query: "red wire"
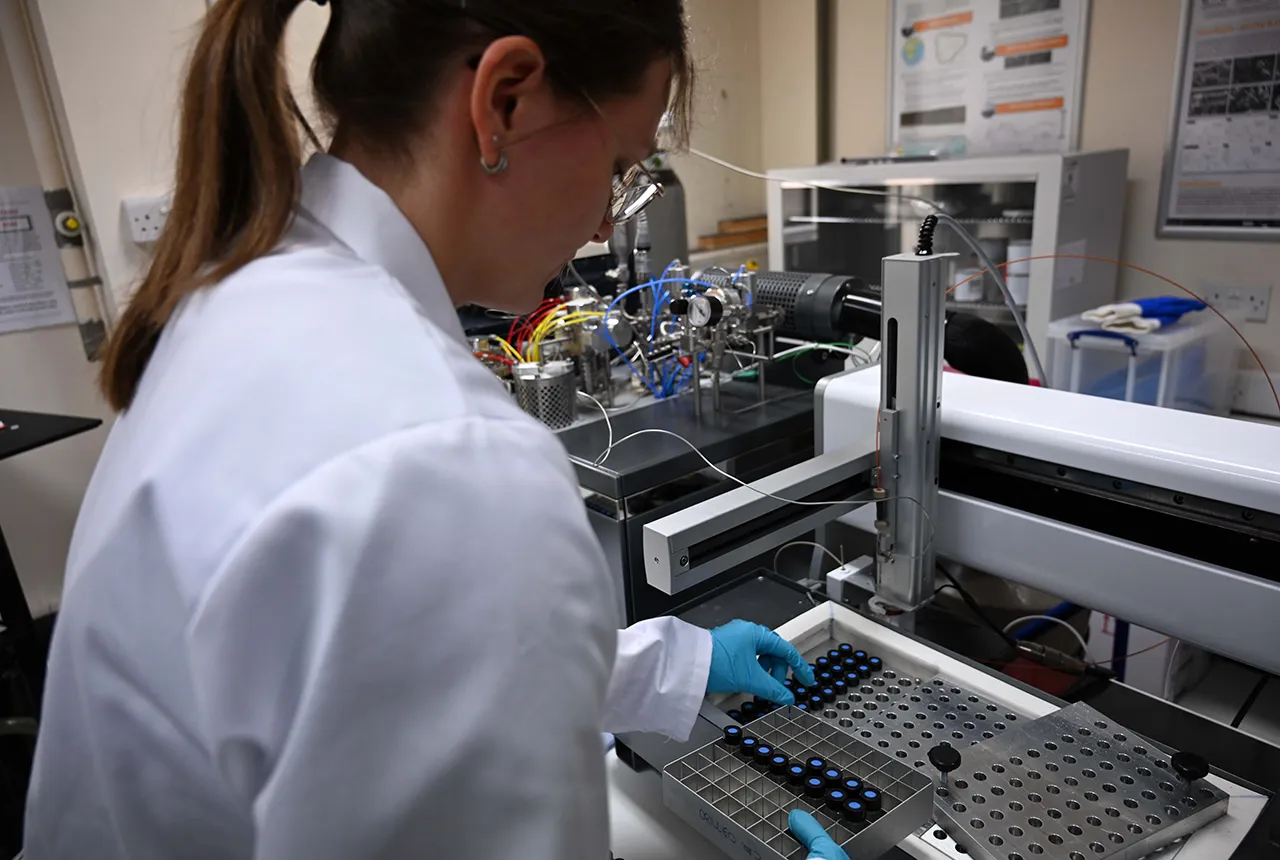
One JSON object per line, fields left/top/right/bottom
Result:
{"left": 508, "top": 298, "right": 561, "bottom": 349}
{"left": 474, "top": 352, "right": 515, "bottom": 366}
{"left": 511, "top": 299, "right": 565, "bottom": 354}
{"left": 948, "top": 254, "right": 1280, "bottom": 414}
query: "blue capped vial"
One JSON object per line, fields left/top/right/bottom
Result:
{"left": 769, "top": 754, "right": 790, "bottom": 775}
{"left": 786, "top": 763, "right": 807, "bottom": 784}
{"left": 860, "top": 787, "right": 882, "bottom": 811}
{"left": 855, "top": 664, "right": 872, "bottom": 679}
{"left": 808, "top": 694, "right": 824, "bottom": 709}
{"left": 805, "top": 757, "right": 826, "bottom": 774}
{"left": 739, "top": 737, "right": 759, "bottom": 758}
{"left": 752, "top": 744, "right": 775, "bottom": 769}
{"left": 838, "top": 643, "right": 853, "bottom": 655}
{"left": 842, "top": 777, "right": 863, "bottom": 795}
{"left": 803, "top": 776, "right": 826, "bottom": 798}
{"left": 843, "top": 800, "right": 866, "bottom": 823}
{"left": 853, "top": 650, "right": 868, "bottom": 662}
{"left": 820, "top": 687, "right": 837, "bottom": 703}
{"left": 824, "top": 788, "right": 847, "bottom": 812}
{"left": 723, "top": 725, "right": 743, "bottom": 746}
{"left": 821, "top": 767, "right": 842, "bottom": 787}
{"left": 868, "top": 656, "right": 883, "bottom": 673}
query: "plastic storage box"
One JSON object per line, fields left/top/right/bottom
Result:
{"left": 1046, "top": 311, "right": 1240, "bottom": 414}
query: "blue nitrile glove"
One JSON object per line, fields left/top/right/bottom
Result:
{"left": 706, "top": 620, "right": 816, "bottom": 705}
{"left": 789, "top": 810, "right": 850, "bottom": 860}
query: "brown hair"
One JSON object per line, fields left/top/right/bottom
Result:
{"left": 100, "top": 0, "right": 694, "bottom": 411}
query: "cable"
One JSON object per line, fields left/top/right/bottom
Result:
{"left": 1231, "top": 672, "right": 1270, "bottom": 729}
{"left": 1163, "top": 640, "right": 1182, "bottom": 701}
{"left": 596, "top": 427, "right": 936, "bottom": 558}
{"left": 936, "top": 566, "right": 1017, "bottom": 648}
{"left": 773, "top": 541, "right": 845, "bottom": 578}
{"left": 1090, "top": 637, "right": 1171, "bottom": 667}
{"left": 1003, "top": 615, "right": 1089, "bottom": 659}
{"left": 949, "top": 253, "right": 1280, "bottom": 415}
{"left": 473, "top": 351, "right": 515, "bottom": 366}
{"left": 772, "top": 343, "right": 872, "bottom": 363}
{"left": 576, "top": 390, "right": 614, "bottom": 468}
{"left": 936, "top": 213, "right": 1048, "bottom": 386}
{"left": 688, "top": 148, "right": 943, "bottom": 212}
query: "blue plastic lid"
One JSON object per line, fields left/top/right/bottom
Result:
{"left": 794, "top": 686, "right": 808, "bottom": 696}
{"left": 816, "top": 657, "right": 830, "bottom": 667}
{"left": 742, "top": 737, "right": 758, "bottom": 747}
{"left": 854, "top": 650, "right": 868, "bottom": 658}
{"left": 843, "top": 778, "right": 862, "bottom": 790}
{"left": 829, "top": 789, "right": 846, "bottom": 801}
{"left": 845, "top": 800, "right": 863, "bottom": 810}
{"left": 864, "top": 790, "right": 879, "bottom": 799}
{"left": 808, "top": 695, "right": 824, "bottom": 706}
{"left": 818, "top": 672, "right": 833, "bottom": 683}
{"left": 824, "top": 768, "right": 841, "bottom": 780}
{"left": 789, "top": 764, "right": 805, "bottom": 775}
{"left": 833, "top": 680, "right": 847, "bottom": 691}
{"left": 839, "top": 643, "right": 853, "bottom": 652}
{"left": 869, "top": 657, "right": 883, "bottom": 668}
{"left": 808, "top": 758, "right": 825, "bottom": 768}
{"left": 797, "top": 704, "right": 809, "bottom": 711}
{"left": 757, "top": 746, "right": 773, "bottom": 756}
{"left": 807, "top": 777, "right": 823, "bottom": 788}
{"left": 772, "top": 755, "right": 788, "bottom": 765}
{"left": 821, "top": 687, "right": 834, "bottom": 695}
{"left": 726, "top": 710, "right": 741, "bottom": 720}
{"left": 858, "top": 665, "right": 870, "bottom": 673}
{"left": 726, "top": 726, "right": 742, "bottom": 735}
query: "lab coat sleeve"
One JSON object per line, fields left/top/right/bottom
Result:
{"left": 186, "top": 418, "right": 617, "bottom": 860}
{"left": 602, "top": 617, "right": 712, "bottom": 741}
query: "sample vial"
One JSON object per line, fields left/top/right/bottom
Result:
{"left": 838, "top": 643, "right": 854, "bottom": 655}
{"left": 726, "top": 709, "right": 742, "bottom": 722}
{"left": 833, "top": 680, "right": 848, "bottom": 697}
{"left": 805, "top": 757, "right": 826, "bottom": 774}
{"left": 843, "top": 800, "right": 866, "bottom": 823}
{"left": 739, "top": 737, "right": 759, "bottom": 758}
{"left": 803, "top": 776, "right": 826, "bottom": 798}
{"left": 842, "top": 777, "right": 863, "bottom": 795}
{"left": 740, "top": 701, "right": 759, "bottom": 720}
{"left": 822, "top": 767, "right": 843, "bottom": 787}
{"left": 769, "top": 754, "right": 790, "bottom": 775}
{"left": 815, "top": 657, "right": 831, "bottom": 672}
{"left": 783, "top": 679, "right": 797, "bottom": 691}
{"left": 723, "top": 725, "right": 743, "bottom": 746}
{"left": 808, "top": 694, "right": 824, "bottom": 709}
{"left": 794, "top": 686, "right": 809, "bottom": 698}
{"left": 752, "top": 745, "right": 775, "bottom": 769}
{"left": 868, "top": 657, "right": 883, "bottom": 673}
{"left": 817, "top": 671, "right": 834, "bottom": 686}
{"left": 824, "top": 788, "right": 848, "bottom": 811}
{"left": 842, "top": 658, "right": 859, "bottom": 674}
{"left": 860, "top": 787, "right": 882, "bottom": 812}
{"left": 855, "top": 664, "right": 872, "bottom": 679}
{"left": 786, "top": 763, "right": 807, "bottom": 785}
{"left": 820, "top": 687, "right": 837, "bottom": 703}
{"left": 796, "top": 704, "right": 810, "bottom": 712}
{"left": 826, "top": 649, "right": 842, "bottom": 661}
{"left": 829, "top": 663, "right": 846, "bottom": 680}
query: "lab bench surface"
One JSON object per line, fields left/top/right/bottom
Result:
{"left": 0, "top": 409, "right": 102, "bottom": 462}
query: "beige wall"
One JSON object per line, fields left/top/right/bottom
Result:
{"left": 834, "top": 0, "right": 1280, "bottom": 373}
{"left": 760, "top": 0, "right": 820, "bottom": 170}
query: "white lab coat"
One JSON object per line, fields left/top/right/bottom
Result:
{"left": 25, "top": 154, "right": 711, "bottom": 860}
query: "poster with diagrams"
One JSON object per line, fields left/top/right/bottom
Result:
{"left": 1159, "top": 0, "right": 1280, "bottom": 239}
{"left": 888, "top": 0, "right": 1089, "bottom": 156}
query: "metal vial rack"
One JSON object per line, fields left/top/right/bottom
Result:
{"left": 931, "top": 703, "right": 1230, "bottom": 860}
{"left": 663, "top": 707, "right": 934, "bottom": 860}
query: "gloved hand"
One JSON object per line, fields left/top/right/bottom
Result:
{"left": 706, "top": 620, "right": 815, "bottom": 705}
{"left": 789, "top": 810, "right": 850, "bottom": 860}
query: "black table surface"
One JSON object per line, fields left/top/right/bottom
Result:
{"left": 0, "top": 410, "right": 103, "bottom": 462}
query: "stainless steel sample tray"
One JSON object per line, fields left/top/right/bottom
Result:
{"left": 663, "top": 707, "right": 934, "bottom": 860}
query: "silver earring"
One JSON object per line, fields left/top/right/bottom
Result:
{"left": 481, "top": 134, "right": 507, "bottom": 175}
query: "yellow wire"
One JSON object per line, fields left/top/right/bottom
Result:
{"left": 489, "top": 337, "right": 523, "bottom": 363}
{"left": 528, "top": 312, "right": 605, "bottom": 361}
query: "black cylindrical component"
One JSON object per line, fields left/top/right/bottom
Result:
{"left": 724, "top": 725, "right": 744, "bottom": 746}
{"left": 1172, "top": 752, "right": 1210, "bottom": 782}
{"left": 698, "top": 270, "right": 872, "bottom": 342}
{"left": 784, "top": 679, "right": 797, "bottom": 691}
{"left": 828, "top": 663, "right": 846, "bottom": 680}
{"left": 769, "top": 754, "right": 790, "bottom": 775}
{"left": 838, "top": 643, "right": 854, "bottom": 655}
{"left": 822, "top": 767, "right": 843, "bottom": 787}
{"left": 806, "top": 757, "right": 826, "bottom": 775}
{"left": 804, "top": 776, "right": 827, "bottom": 798}
{"left": 929, "top": 744, "right": 962, "bottom": 777}
{"left": 808, "top": 695, "right": 824, "bottom": 710}
{"left": 854, "top": 664, "right": 871, "bottom": 679}
{"left": 740, "top": 701, "right": 759, "bottom": 720}
{"left": 843, "top": 800, "right": 866, "bottom": 823}
{"left": 827, "top": 649, "right": 843, "bottom": 661}
{"left": 752, "top": 745, "right": 775, "bottom": 769}
{"left": 868, "top": 657, "right": 883, "bottom": 673}
{"left": 820, "top": 687, "right": 837, "bottom": 704}
{"left": 739, "top": 737, "right": 759, "bottom": 758}
{"left": 796, "top": 703, "right": 810, "bottom": 712}
{"left": 817, "top": 671, "right": 834, "bottom": 687}
{"left": 835, "top": 289, "right": 883, "bottom": 342}
{"left": 853, "top": 650, "right": 868, "bottom": 661}
{"left": 825, "top": 788, "right": 848, "bottom": 812}
{"left": 860, "top": 787, "right": 883, "bottom": 812}
{"left": 833, "top": 680, "right": 849, "bottom": 697}
{"left": 726, "top": 709, "right": 742, "bottom": 722}
{"left": 842, "top": 658, "right": 859, "bottom": 674}
{"left": 787, "top": 763, "right": 807, "bottom": 785}
{"left": 815, "top": 657, "right": 831, "bottom": 672}
{"left": 842, "top": 777, "right": 863, "bottom": 795}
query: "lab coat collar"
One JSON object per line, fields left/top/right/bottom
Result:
{"left": 299, "top": 154, "right": 467, "bottom": 346}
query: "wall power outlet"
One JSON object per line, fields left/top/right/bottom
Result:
{"left": 1204, "top": 284, "right": 1272, "bottom": 323}
{"left": 122, "top": 194, "right": 173, "bottom": 245}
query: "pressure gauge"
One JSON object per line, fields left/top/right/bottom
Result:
{"left": 688, "top": 295, "right": 724, "bottom": 328}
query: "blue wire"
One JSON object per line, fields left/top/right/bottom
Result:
{"left": 604, "top": 284, "right": 662, "bottom": 396}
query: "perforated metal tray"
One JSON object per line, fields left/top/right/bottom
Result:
{"left": 931, "top": 703, "right": 1230, "bottom": 860}
{"left": 663, "top": 707, "right": 934, "bottom": 860}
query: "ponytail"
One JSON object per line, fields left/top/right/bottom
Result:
{"left": 99, "top": 0, "right": 315, "bottom": 411}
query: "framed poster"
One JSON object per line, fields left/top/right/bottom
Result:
{"left": 1158, "top": 0, "right": 1280, "bottom": 241}
{"left": 888, "top": 0, "right": 1090, "bottom": 157}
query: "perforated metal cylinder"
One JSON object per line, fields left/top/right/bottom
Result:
{"left": 513, "top": 362, "right": 577, "bottom": 429}
{"left": 698, "top": 270, "right": 871, "bottom": 342}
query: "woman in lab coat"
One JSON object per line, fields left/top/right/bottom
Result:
{"left": 24, "top": 2, "right": 844, "bottom": 859}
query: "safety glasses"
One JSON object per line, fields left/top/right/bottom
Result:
{"left": 582, "top": 93, "right": 665, "bottom": 226}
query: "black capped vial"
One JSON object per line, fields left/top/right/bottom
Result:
{"left": 769, "top": 754, "right": 790, "bottom": 775}
{"left": 815, "top": 657, "right": 831, "bottom": 671}
{"left": 827, "top": 649, "right": 842, "bottom": 661}
{"left": 855, "top": 664, "right": 871, "bottom": 679}
{"left": 803, "top": 776, "right": 826, "bottom": 798}
{"left": 842, "top": 657, "right": 859, "bottom": 674}
{"left": 805, "top": 757, "right": 826, "bottom": 775}
{"left": 833, "top": 680, "right": 849, "bottom": 697}
{"left": 853, "top": 650, "right": 868, "bottom": 661}
{"left": 820, "top": 687, "right": 837, "bottom": 704}
{"left": 739, "top": 737, "right": 759, "bottom": 758}
{"left": 786, "top": 763, "right": 807, "bottom": 785}
{"left": 868, "top": 657, "right": 883, "bottom": 673}
{"left": 808, "top": 694, "right": 824, "bottom": 710}
{"left": 842, "top": 777, "right": 863, "bottom": 795}
{"left": 726, "top": 709, "right": 742, "bottom": 722}
{"left": 796, "top": 703, "right": 809, "bottom": 712}
{"left": 752, "top": 745, "right": 775, "bottom": 769}
{"left": 838, "top": 643, "right": 854, "bottom": 655}
{"left": 828, "top": 663, "right": 846, "bottom": 680}
{"left": 723, "top": 725, "right": 743, "bottom": 746}
{"left": 739, "top": 700, "right": 759, "bottom": 720}
{"left": 817, "top": 671, "right": 834, "bottom": 686}
{"left": 783, "top": 678, "right": 797, "bottom": 691}
{"left": 860, "top": 787, "right": 882, "bottom": 812}
{"left": 824, "top": 788, "right": 848, "bottom": 812}
{"left": 843, "top": 800, "right": 866, "bottom": 823}
{"left": 822, "top": 767, "right": 843, "bottom": 787}
{"left": 794, "top": 686, "right": 809, "bottom": 699}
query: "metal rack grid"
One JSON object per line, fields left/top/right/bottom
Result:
{"left": 663, "top": 707, "right": 934, "bottom": 860}
{"left": 932, "top": 703, "right": 1230, "bottom": 860}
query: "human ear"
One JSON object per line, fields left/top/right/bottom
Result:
{"left": 470, "top": 36, "right": 554, "bottom": 168}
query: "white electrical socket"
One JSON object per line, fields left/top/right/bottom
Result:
{"left": 1204, "top": 284, "right": 1272, "bottom": 323}
{"left": 121, "top": 193, "right": 173, "bottom": 245}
